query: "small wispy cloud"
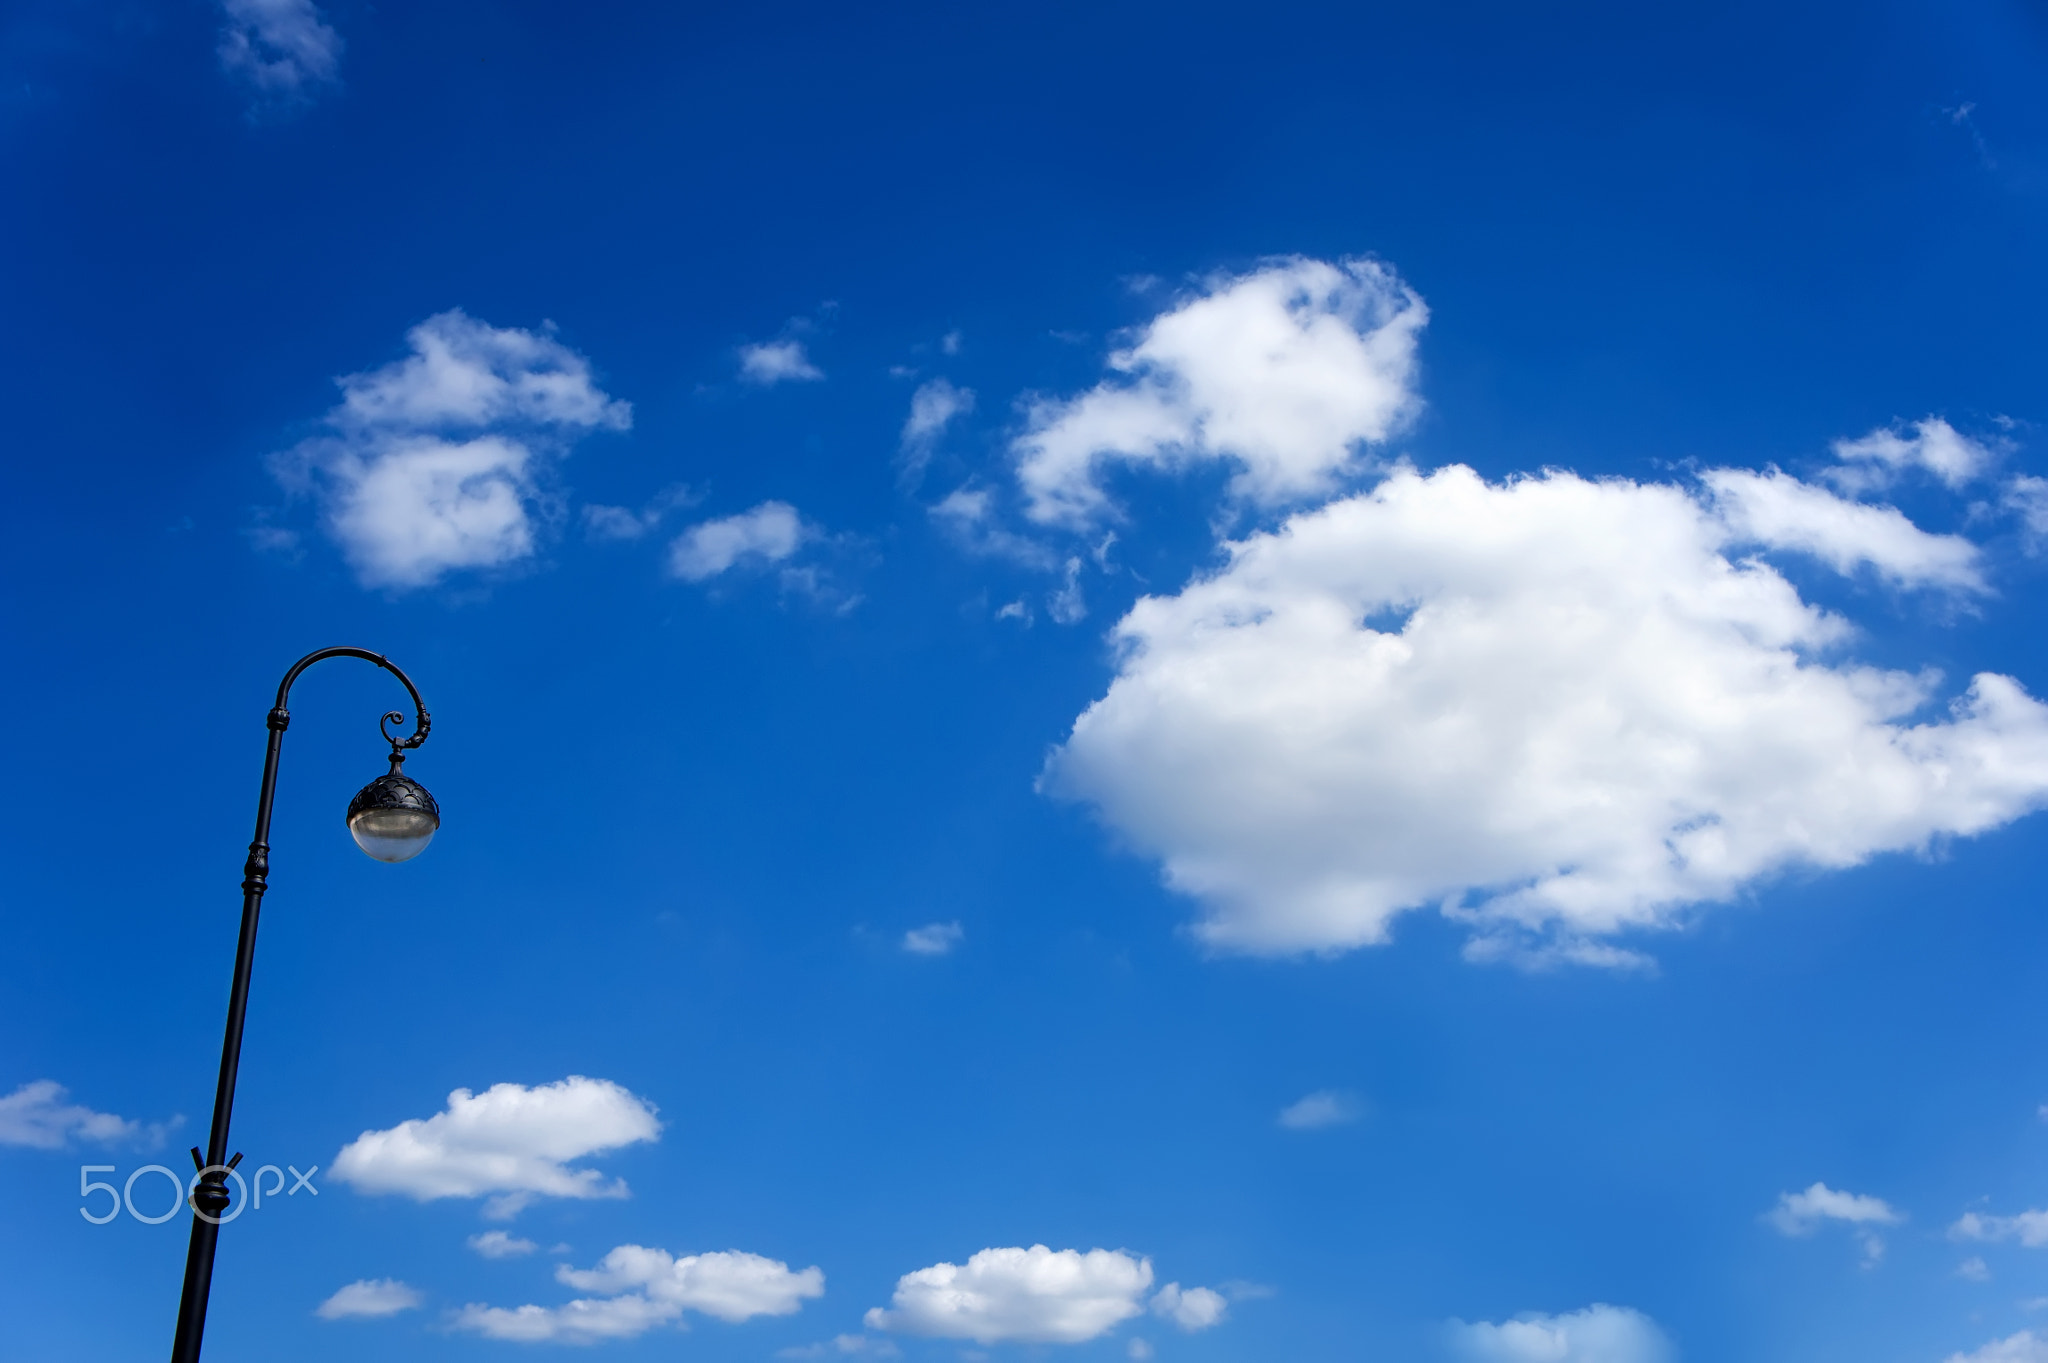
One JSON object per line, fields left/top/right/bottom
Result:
{"left": 902, "top": 922, "right": 964, "bottom": 956}
{"left": 0, "top": 1081, "right": 176, "bottom": 1150}
{"left": 670, "top": 502, "right": 810, "bottom": 581}
{"left": 583, "top": 485, "right": 699, "bottom": 542}
{"left": 1047, "top": 556, "right": 1086, "bottom": 625}
{"left": 452, "top": 1245, "right": 822, "bottom": 1342}
{"left": 1769, "top": 1183, "right": 1902, "bottom": 1235}
{"left": 1826, "top": 415, "right": 1997, "bottom": 493}
{"left": 898, "top": 379, "right": 975, "bottom": 488}
{"left": 1943, "top": 1330, "right": 2048, "bottom": 1363}
{"left": 1952, "top": 1208, "right": 2048, "bottom": 1248}
{"left": 218, "top": 0, "right": 342, "bottom": 102}
{"left": 668, "top": 501, "right": 863, "bottom": 611}
{"left": 1939, "top": 100, "right": 1998, "bottom": 171}
{"left": 777, "top": 1335, "right": 901, "bottom": 1359}
{"left": 316, "top": 1278, "right": 422, "bottom": 1320}
{"left": 2008, "top": 479, "right": 2048, "bottom": 552}
{"left": 740, "top": 339, "right": 824, "bottom": 385}
{"left": 929, "top": 487, "right": 1058, "bottom": 570}
{"left": 1151, "top": 1283, "right": 1227, "bottom": 1331}
{"left": 1768, "top": 1182, "right": 1902, "bottom": 1265}
{"left": 1447, "top": 1303, "right": 1672, "bottom": 1363}
{"left": 1277, "top": 1090, "right": 1361, "bottom": 1131}
{"left": 469, "top": 1230, "right": 539, "bottom": 1259}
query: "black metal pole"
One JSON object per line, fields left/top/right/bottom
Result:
{"left": 168, "top": 648, "right": 430, "bottom": 1363}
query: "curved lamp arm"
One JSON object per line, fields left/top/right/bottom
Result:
{"left": 273, "top": 645, "right": 432, "bottom": 750}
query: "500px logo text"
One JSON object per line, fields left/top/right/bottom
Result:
{"left": 79, "top": 1161, "right": 318, "bottom": 1225}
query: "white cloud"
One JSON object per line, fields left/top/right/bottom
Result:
{"left": 1048, "top": 556, "right": 1088, "bottom": 625}
{"left": 1127, "top": 1339, "right": 1154, "bottom": 1360}
{"left": 453, "top": 1246, "right": 822, "bottom": 1343}
{"left": 272, "top": 310, "right": 630, "bottom": 590}
{"left": 330, "top": 312, "right": 627, "bottom": 432}
{"left": 901, "top": 379, "right": 976, "bottom": 486}
{"left": 1768, "top": 1182, "right": 1902, "bottom": 1264}
{"left": 865, "top": 1246, "right": 1157, "bottom": 1345}
{"left": 670, "top": 502, "right": 810, "bottom": 581}
{"left": 584, "top": 504, "right": 652, "bottom": 540}
{"left": 1768, "top": 1182, "right": 1902, "bottom": 1234}
{"left": 0, "top": 1080, "right": 170, "bottom": 1149}
{"left": 741, "top": 340, "right": 824, "bottom": 385}
{"left": 1150, "top": 1283, "right": 1227, "bottom": 1331}
{"left": 583, "top": 484, "right": 698, "bottom": 542}
{"left": 1958, "top": 1256, "right": 1991, "bottom": 1281}
{"left": 1043, "top": 463, "right": 2048, "bottom": 960}
{"left": 315, "top": 1278, "right": 422, "bottom": 1321}
{"left": 2007, "top": 477, "right": 2048, "bottom": 548}
{"left": 452, "top": 1292, "right": 672, "bottom": 1342}
{"left": 1946, "top": 1332, "right": 2048, "bottom": 1363}
{"left": 470, "top": 1230, "right": 539, "bottom": 1259}
{"left": 1829, "top": 417, "right": 1995, "bottom": 492}
{"left": 1013, "top": 256, "right": 1425, "bottom": 527}
{"left": 318, "top": 434, "right": 537, "bottom": 586}
{"left": 1953, "top": 1209, "right": 2048, "bottom": 1248}
{"left": 1448, "top": 1304, "right": 1672, "bottom": 1363}
{"left": 1702, "top": 468, "right": 1985, "bottom": 592}
{"left": 331, "top": 1076, "right": 660, "bottom": 1218}
{"left": 902, "top": 921, "right": 964, "bottom": 956}
{"left": 777, "top": 1335, "right": 901, "bottom": 1359}
{"left": 1277, "top": 1090, "right": 1361, "bottom": 1130}
{"left": 559, "top": 1246, "right": 823, "bottom": 1322}
{"left": 219, "top": 0, "right": 341, "bottom": 97}
{"left": 930, "top": 486, "right": 1059, "bottom": 570}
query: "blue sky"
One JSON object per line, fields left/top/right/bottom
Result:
{"left": 5, "top": 2, "right": 2048, "bottom": 1360}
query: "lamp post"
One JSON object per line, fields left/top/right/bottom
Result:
{"left": 167, "top": 647, "right": 441, "bottom": 1363}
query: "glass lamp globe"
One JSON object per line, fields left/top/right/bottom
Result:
{"left": 345, "top": 765, "right": 441, "bottom": 863}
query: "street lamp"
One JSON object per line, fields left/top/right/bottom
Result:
{"left": 168, "top": 647, "right": 439, "bottom": 1363}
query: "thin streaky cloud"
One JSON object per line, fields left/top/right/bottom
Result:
{"left": 0, "top": 1080, "right": 174, "bottom": 1150}
{"left": 1278, "top": 1090, "right": 1361, "bottom": 1130}
{"left": 901, "top": 921, "right": 964, "bottom": 956}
